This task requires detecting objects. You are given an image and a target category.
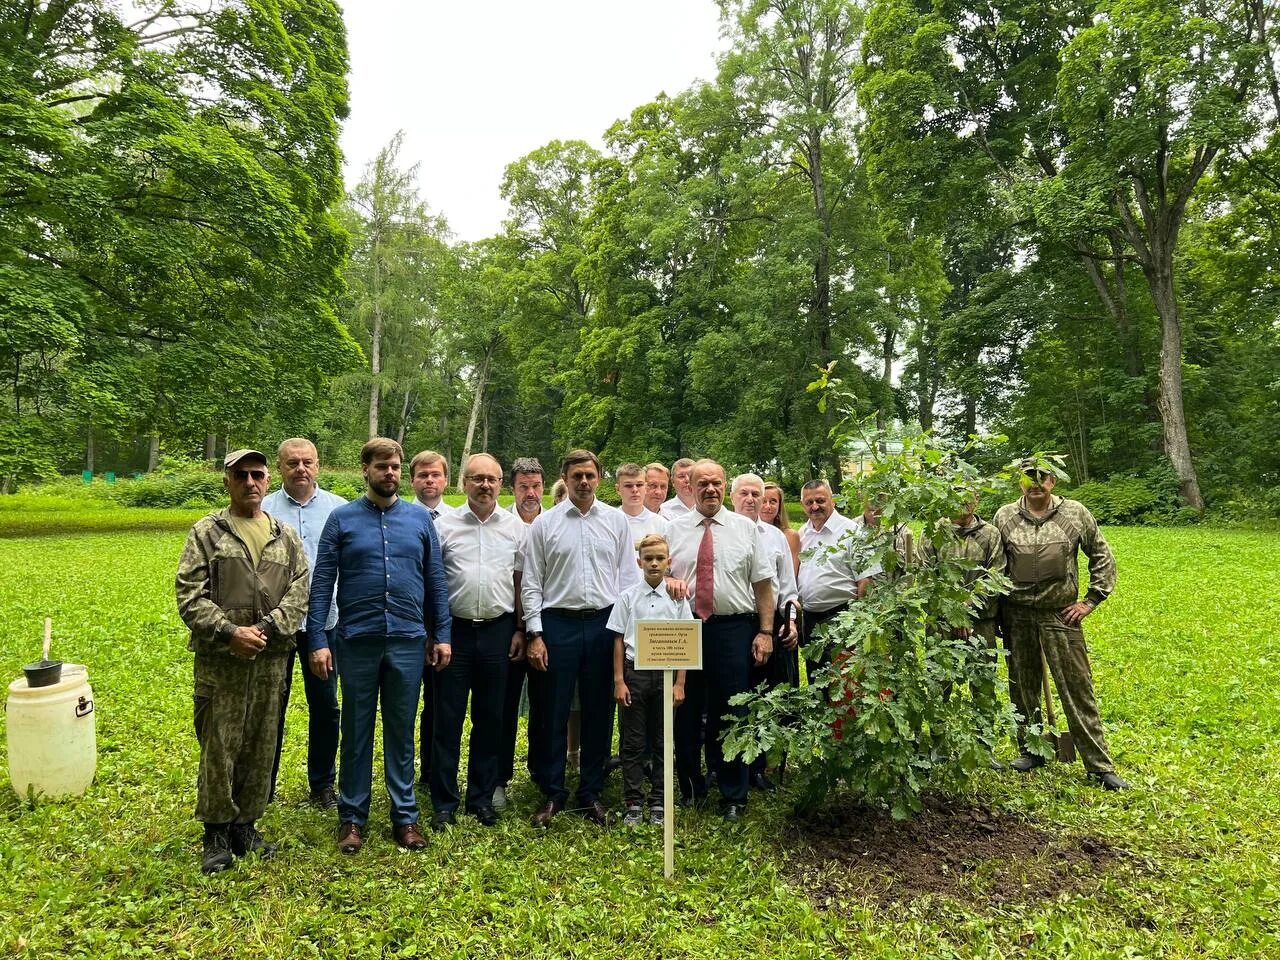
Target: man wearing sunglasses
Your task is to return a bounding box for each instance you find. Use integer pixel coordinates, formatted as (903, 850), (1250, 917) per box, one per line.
(993, 458), (1129, 790)
(176, 449), (312, 874)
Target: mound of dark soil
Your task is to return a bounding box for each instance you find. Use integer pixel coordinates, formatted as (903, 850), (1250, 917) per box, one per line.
(781, 794), (1123, 909)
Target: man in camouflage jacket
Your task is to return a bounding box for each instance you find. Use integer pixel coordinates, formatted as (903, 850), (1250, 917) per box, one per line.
(176, 449), (311, 872)
(993, 460), (1129, 789)
(920, 499), (1006, 727)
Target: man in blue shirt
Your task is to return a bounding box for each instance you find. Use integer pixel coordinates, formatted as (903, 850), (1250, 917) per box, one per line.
(262, 438), (346, 809)
(307, 437), (452, 854)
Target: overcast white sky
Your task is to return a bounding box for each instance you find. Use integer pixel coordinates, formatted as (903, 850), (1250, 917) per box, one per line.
(340, 1), (727, 242)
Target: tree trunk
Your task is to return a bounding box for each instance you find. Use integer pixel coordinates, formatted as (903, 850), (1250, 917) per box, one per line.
(147, 434), (160, 472)
(86, 421), (95, 474)
(204, 431), (216, 461)
(1150, 271), (1204, 510)
(461, 345), (493, 465)
(396, 387), (413, 446)
(877, 323), (895, 433)
(367, 243), (383, 440)
(481, 396), (491, 452)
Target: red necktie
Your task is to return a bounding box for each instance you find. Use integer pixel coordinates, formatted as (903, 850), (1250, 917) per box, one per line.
(695, 516), (715, 621)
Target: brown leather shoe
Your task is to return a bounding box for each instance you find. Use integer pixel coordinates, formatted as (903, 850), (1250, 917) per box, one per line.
(392, 823), (428, 850)
(337, 822), (362, 855)
(579, 800), (608, 826)
(530, 798), (562, 829)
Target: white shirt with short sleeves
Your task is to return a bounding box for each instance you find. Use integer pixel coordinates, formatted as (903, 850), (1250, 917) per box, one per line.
(520, 498), (633, 633)
(798, 512), (881, 613)
(436, 503), (526, 620)
(666, 506), (772, 616)
(607, 579), (694, 661)
(759, 520), (799, 613)
(619, 508), (669, 589)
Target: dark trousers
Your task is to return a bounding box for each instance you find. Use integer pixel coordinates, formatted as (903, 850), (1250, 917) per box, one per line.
(619, 660), (665, 807)
(499, 655), (547, 787)
(270, 630), (340, 798)
(675, 614), (754, 805)
(418, 668), (434, 786)
(337, 634), (424, 827)
(749, 613), (800, 776)
(430, 614), (511, 814)
(533, 607), (613, 806)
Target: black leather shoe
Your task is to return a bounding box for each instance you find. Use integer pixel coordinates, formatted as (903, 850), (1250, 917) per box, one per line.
(988, 757), (1007, 771)
(579, 800), (609, 825)
(749, 771), (777, 792)
(310, 785), (339, 810)
(430, 810), (456, 833)
(530, 798), (562, 828)
(677, 792), (709, 810)
(605, 754), (623, 775)
(722, 803), (744, 822)
(230, 821), (277, 859)
(1010, 753), (1046, 772)
(469, 804), (499, 827)
(1088, 771), (1131, 790)
(201, 824), (233, 874)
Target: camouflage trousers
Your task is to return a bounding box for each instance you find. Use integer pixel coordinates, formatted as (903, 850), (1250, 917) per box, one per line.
(1003, 605), (1115, 774)
(193, 650), (289, 824)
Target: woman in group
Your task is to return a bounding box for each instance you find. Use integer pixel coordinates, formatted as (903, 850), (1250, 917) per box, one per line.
(760, 482), (800, 576)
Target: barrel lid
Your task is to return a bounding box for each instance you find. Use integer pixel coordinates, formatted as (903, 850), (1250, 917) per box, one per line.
(8, 663), (89, 697)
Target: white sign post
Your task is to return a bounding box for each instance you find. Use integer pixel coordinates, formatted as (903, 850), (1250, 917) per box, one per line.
(636, 619), (702, 879)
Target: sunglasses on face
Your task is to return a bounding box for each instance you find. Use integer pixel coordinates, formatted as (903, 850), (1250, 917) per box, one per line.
(232, 468), (267, 482)
(1022, 470), (1051, 483)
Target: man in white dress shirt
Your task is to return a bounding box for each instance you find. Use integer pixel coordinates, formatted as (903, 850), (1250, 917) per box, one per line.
(797, 480), (879, 657)
(730, 472), (799, 792)
(522, 449), (633, 827)
(616, 462), (668, 589)
(496, 456), (545, 812)
(666, 459), (774, 820)
(410, 450), (456, 519)
(660, 457), (696, 519)
(430, 453), (526, 829)
(643, 462), (669, 515)
(408, 448), (454, 789)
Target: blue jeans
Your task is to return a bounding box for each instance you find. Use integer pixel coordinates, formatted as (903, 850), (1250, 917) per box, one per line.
(337, 633), (425, 827)
(534, 607), (614, 806)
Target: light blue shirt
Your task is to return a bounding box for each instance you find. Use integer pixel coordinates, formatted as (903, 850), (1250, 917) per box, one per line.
(263, 485), (347, 631)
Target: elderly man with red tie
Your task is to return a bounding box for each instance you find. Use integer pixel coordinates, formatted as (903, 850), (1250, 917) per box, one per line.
(666, 459), (774, 821)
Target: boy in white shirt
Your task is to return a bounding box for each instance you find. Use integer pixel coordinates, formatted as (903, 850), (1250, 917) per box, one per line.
(608, 534), (691, 825)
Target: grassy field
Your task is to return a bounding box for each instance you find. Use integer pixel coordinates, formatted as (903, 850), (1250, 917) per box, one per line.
(1, 517), (1278, 958)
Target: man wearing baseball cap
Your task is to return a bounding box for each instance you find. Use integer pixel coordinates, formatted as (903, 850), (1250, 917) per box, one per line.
(176, 449), (312, 872)
(993, 457), (1129, 789)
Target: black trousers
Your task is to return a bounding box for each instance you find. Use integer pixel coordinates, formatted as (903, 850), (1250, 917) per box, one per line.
(418, 668), (434, 786)
(270, 630), (340, 799)
(532, 607), (613, 806)
(749, 611), (800, 776)
(675, 613), (755, 805)
(619, 660), (665, 807)
(498, 655), (549, 788)
(429, 613), (512, 814)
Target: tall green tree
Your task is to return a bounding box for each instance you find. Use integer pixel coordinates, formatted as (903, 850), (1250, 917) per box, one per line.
(0, 0), (356, 480)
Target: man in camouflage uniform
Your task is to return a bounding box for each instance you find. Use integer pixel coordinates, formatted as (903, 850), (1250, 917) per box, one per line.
(176, 449), (311, 873)
(920, 497), (1007, 764)
(993, 459), (1129, 790)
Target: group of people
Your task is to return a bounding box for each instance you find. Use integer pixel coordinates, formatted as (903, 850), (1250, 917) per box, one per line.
(175, 439), (1127, 875)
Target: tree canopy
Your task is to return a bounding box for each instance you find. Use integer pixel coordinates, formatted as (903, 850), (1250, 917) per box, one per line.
(3, 0), (1278, 516)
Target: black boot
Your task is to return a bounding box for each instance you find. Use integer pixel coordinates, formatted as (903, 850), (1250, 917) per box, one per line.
(201, 823), (233, 874)
(230, 821), (277, 859)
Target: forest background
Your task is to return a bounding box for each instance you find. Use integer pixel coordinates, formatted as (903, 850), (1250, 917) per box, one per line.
(3, 0), (1279, 522)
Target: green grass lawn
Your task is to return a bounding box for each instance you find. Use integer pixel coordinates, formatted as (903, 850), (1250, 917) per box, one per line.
(1, 522), (1277, 958)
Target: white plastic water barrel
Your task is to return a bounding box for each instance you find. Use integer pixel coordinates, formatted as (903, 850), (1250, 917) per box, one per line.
(5, 663), (97, 799)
